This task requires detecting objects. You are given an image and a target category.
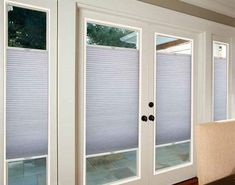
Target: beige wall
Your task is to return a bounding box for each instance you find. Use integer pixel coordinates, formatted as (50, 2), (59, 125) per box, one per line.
(139, 0), (235, 27)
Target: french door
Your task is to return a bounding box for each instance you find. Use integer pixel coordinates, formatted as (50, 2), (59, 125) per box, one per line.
(1, 0), (57, 185)
(79, 6), (197, 185)
(78, 8), (150, 185)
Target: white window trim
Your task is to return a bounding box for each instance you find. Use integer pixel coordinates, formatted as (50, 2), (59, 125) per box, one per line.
(1, 0), (58, 185)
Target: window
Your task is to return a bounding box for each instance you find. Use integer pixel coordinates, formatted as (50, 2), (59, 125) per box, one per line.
(85, 22), (140, 185)
(213, 41), (228, 121)
(6, 5), (48, 185)
(87, 22), (137, 49)
(8, 5), (46, 50)
(155, 34), (192, 171)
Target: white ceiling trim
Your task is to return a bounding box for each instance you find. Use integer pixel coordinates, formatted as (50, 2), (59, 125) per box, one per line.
(181, 0), (235, 18)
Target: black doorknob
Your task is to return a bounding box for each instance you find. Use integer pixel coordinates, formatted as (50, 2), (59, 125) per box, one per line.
(141, 115), (148, 122)
(149, 115), (155, 121)
(149, 102), (154, 108)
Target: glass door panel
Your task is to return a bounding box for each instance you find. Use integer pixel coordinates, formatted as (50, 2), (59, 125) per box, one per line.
(155, 34), (192, 172)
(85, 21), (140, 185)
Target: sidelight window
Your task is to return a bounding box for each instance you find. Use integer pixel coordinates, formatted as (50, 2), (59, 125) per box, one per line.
(6, 4), (48, 185)
(213, 41), (229, 121)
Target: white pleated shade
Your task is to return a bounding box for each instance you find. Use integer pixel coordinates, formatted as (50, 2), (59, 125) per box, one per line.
(156, 53), (191, 145)
(86, 46), (139, 155)
(6, 48), (48, 159)
(213, 57), (227, 121)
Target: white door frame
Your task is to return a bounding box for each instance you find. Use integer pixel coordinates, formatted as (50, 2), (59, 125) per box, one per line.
(0, 0), (58, 184)
(77, 8), (151, 185)
(76, 2), (206, 185)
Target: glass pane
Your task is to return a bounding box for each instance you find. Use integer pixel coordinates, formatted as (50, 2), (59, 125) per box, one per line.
(8, 5), (46, 50)
(155, 35), (192, 171)
(213, 42), (228, 121)
(86, 151), (136, 185)
(8, 158), (47, 185)
(87, 23), (137, 49)
(86, 22), (139, 185)
(6, 5), (48, 185)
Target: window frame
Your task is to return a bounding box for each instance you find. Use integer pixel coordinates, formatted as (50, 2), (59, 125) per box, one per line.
(212, 36), (231, 121)
(83, 17), (142, 185)
(154, 33), (194, 175)
(2, 1), (57, 185)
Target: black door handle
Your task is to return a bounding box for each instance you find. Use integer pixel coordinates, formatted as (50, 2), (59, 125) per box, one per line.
(149, 115), (155, 121)
(141, 115), (148, 122)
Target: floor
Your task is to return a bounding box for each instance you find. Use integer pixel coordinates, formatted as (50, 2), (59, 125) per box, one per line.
(176, 177), (198, 185)
(86, 142), (190, 185)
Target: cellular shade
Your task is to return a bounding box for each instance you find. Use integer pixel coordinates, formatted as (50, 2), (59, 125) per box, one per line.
(214, 57), (227, 121)
(156, 53), (191, 145)
(86, 46), (139, 155)
(6, 48), (48, 159)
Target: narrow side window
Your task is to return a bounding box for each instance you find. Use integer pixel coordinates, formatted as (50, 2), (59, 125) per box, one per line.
(6, 5), (48, 185)
(213, 41), (229, 121)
